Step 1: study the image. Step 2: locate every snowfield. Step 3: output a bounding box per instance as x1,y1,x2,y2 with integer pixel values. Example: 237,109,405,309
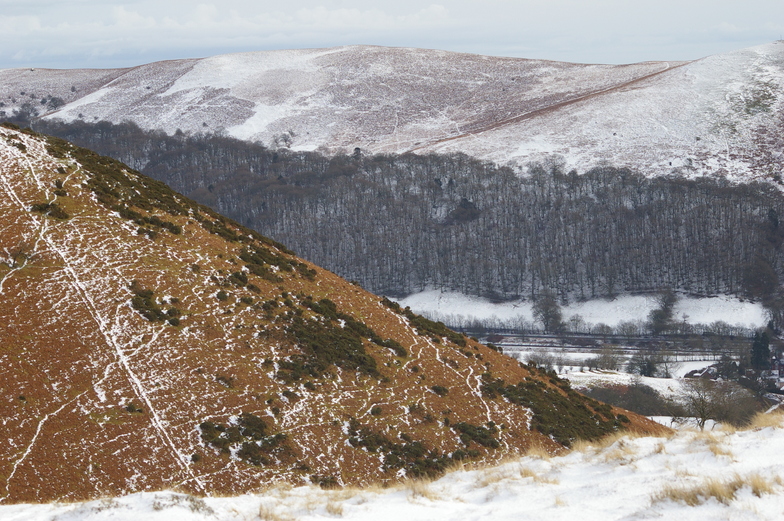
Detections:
4,417,784,520
394,290,768,330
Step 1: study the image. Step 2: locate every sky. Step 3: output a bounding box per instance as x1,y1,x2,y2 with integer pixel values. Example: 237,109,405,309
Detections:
0,1,783,69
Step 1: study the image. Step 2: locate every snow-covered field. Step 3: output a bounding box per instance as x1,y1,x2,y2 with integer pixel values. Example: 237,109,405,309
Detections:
395,290,768,330
565,370,688,398
4,417,784,520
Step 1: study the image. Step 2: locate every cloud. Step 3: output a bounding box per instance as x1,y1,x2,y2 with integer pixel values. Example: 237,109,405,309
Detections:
0,1,782,68
714,22,744,34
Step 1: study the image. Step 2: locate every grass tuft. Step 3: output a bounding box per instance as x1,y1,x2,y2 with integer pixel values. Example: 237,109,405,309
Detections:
325,500,344,516
258,503,294,521
406,479,440,501
744,410,784,430
524,440,553,459
652,473,779,506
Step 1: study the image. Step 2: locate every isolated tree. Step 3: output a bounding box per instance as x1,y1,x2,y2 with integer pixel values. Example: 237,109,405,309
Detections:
657,350,682,378
679,378,723,430
627,349,661,377
567,314,586,333
715,354,740,380
750,331,771,371
647,288,678,335
596,346,623,371
679,378,761,429
532,291,563,333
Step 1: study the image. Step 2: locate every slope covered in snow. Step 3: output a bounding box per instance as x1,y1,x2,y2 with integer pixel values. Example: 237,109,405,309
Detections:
3,416,783,520
2,42,783,179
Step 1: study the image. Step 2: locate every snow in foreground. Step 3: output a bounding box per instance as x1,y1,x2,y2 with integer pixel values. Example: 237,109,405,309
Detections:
4,418,784,520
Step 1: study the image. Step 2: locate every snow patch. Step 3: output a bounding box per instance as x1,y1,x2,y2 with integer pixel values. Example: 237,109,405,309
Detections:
394,290,767,329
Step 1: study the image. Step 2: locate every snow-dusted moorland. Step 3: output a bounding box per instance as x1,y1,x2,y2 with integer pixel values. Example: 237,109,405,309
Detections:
3,41,783,179
4,415,784,520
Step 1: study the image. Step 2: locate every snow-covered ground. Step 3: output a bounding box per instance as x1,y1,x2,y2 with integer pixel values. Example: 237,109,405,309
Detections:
4,417,784,520
395,290,768,330
565,370,687,399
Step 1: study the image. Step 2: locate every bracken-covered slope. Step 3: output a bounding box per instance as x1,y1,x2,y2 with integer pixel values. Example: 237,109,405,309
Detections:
0,126,665,503
2,43,783,180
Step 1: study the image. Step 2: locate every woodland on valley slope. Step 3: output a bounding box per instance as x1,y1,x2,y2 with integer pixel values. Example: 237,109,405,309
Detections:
27,120,784,327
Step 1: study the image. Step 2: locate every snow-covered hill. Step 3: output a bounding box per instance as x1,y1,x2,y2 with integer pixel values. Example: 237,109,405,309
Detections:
2,42,783,179
3,415,784,520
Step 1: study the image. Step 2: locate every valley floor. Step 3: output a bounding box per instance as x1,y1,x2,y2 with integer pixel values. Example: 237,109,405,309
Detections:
4,416,784,520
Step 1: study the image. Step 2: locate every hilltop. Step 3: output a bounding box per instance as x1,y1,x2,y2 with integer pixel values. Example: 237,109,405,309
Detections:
0,126,664,503
1,42,783,180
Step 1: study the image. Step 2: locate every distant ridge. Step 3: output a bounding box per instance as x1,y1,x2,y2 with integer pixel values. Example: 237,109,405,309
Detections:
1,42,783,180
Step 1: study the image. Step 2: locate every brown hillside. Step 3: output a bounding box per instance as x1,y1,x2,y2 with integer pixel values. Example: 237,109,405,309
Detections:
0,125,666,503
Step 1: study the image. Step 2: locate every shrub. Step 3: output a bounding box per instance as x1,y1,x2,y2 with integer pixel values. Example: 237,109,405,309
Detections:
281,297,402,381
30,202,69,220
452,422,500,449
383,301,465,347
129,280,166,322
431,385,449,397
199,413,288,466
346,419,463,479
481,372,623,446
581,381,680,417
310,474,339,489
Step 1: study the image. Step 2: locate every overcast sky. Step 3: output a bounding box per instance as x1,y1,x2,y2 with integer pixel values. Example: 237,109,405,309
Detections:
1,0,783,69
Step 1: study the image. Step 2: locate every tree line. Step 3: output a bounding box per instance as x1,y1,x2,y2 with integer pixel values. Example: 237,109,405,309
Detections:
30,120,784,324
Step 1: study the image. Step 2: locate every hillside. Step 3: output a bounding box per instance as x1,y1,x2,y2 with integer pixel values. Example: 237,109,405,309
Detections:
24,122,784,313
4,418,784,520
1,43,783,179
0,126,664,503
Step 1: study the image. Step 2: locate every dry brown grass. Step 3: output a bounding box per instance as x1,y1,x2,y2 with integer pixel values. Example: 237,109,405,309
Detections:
652,473,780,506
511,465,557,484
692,431,734,458
524,440,553,459
257,503,294,521
568,438,595,453
325,500,344,516
406,478,441,501
744,410,784,430
475,467,513,488
674,468,695,478
570,429,653,456
600,439,638,464
518,467,538,480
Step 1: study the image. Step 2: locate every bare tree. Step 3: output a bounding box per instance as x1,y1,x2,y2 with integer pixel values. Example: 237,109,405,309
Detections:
658,350,683,378
679,378,761,430
680,379,723,430
596,346,623,371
